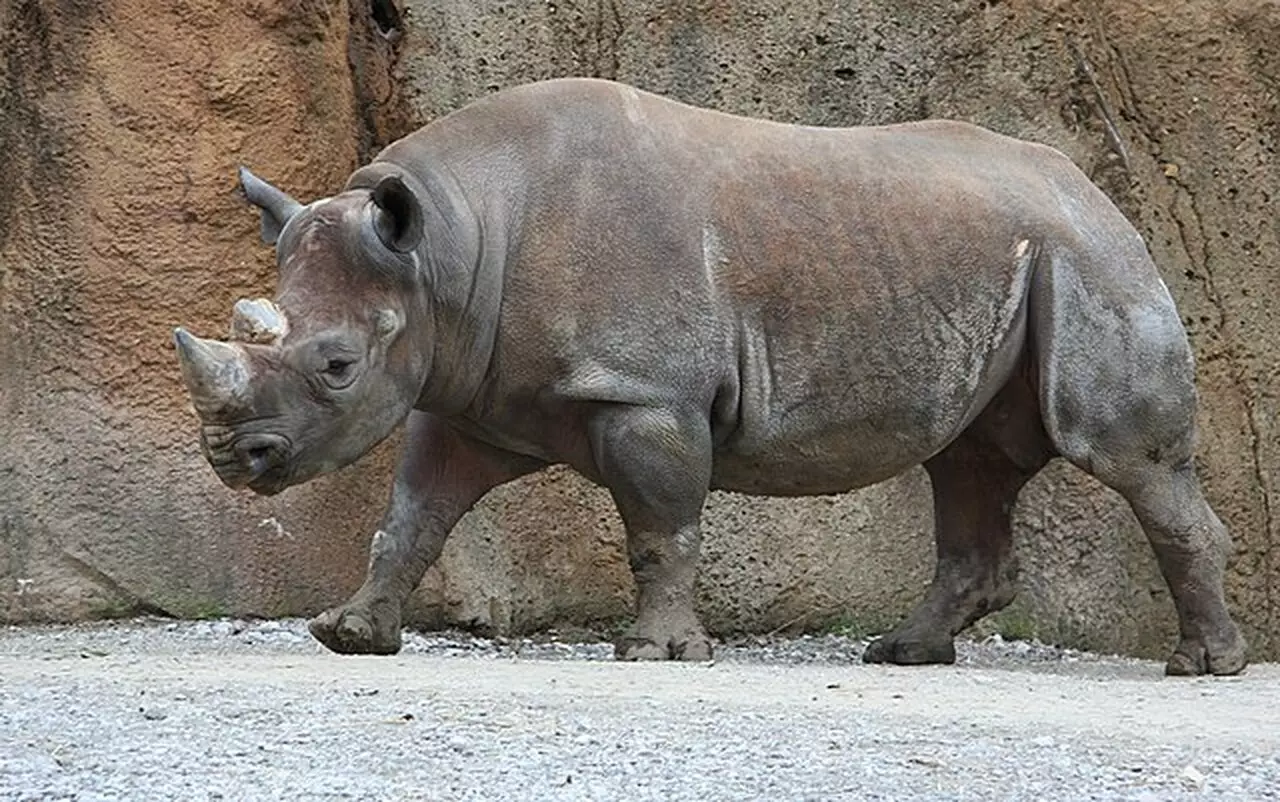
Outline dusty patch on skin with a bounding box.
[674,528,699,557]
[998,240,1036,341]
[620,84,647,127]
[702,224,727,286]
[368,529,392,572]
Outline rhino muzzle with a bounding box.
[173,328,253,418]
[203,428,292,492]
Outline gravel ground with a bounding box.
[2,618,1277,801]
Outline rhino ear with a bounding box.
[371,175,423,254]
[239,166,302,245]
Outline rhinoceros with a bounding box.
[173,78,1246,675]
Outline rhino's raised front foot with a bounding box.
[1164,632,1247,677]
[615,630,713,662]
[308,602,402,656]
[862,633,956,665]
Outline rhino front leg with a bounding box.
[309,411,543,655]
[591,406,714,661]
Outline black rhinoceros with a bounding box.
[174,78,1245,675]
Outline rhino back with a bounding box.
[384,80,1107,494]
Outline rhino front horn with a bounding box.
[173,328,252,417]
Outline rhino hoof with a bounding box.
[615,634,714,662]
[308,605,401,655]
[615,637,667,661]
[671,636,713,662]
[1164,635,1247,677]
[862,634,956,665]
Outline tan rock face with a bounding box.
[0,0,407,622]
[2,0,1275,660]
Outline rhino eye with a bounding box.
[319,357,358,389]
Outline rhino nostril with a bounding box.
[246,447,274,477]
[231,435,289,480]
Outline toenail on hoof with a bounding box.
[616,637,667,661]
[1165,650,1206,676]
[337,615,372,645]
[307,614,329,637]
[862,639,891,664]
[862,636,955,665]
[1209,650,1248,676]
[672,638,713,662]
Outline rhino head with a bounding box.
[173,167,433,495]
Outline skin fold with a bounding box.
[174,78,1246,676]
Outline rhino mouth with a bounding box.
[246,470,291,497]
[201,428,294,493]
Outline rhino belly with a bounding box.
[708,402,963,497]
[707,308,1027,496]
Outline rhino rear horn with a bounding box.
[371,174,424,254]
[230,298,289,344]
[239,166,302,245]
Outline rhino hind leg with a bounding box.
[1048,425,1248,676]
[864,374,1049,665]
[1034,248,1247,676]
[1121,468,1247,675]
[591,406,714,661]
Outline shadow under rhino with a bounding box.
[173,78,1246,676]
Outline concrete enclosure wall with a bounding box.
[2,0,1277,660]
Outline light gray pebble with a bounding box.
[447,735,474,754]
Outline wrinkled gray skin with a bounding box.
[174,78,1246,676]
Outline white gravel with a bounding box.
[2,618,1277,801]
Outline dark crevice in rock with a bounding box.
[370,0,403,36]
[595,0,623,80]
[60,549,177,620]
[347,0,418,163]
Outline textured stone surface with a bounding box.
[2,0,1276,660]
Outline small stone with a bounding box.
[1181,764,1206,789]
[141,706,168,721]
[448,735,473,754]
